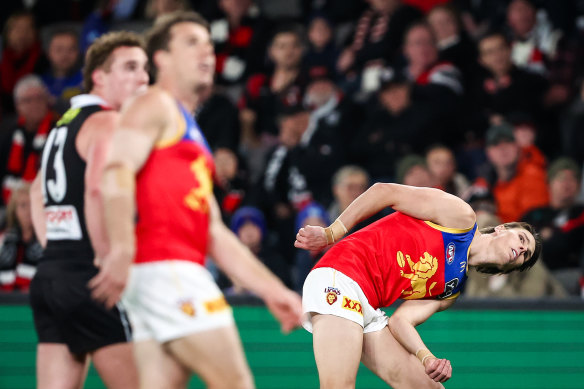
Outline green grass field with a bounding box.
[1,304,583,388]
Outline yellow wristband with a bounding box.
[324,227,334,245]
[336,218,348,234]
[415,349,435,366]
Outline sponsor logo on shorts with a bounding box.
[342,296,363,316]
[324,287,340,305]
[447,242,455,264]
[179,300,196,317]
[204,296,229,314]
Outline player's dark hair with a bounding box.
[83,31,145,92]
[145,10,209,78]
[475,222,541,274]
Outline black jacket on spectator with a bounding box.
[288,108,346,207]
[472,66,548,130]
[197,92,241,153]
[350,99,436,181]
[522,205,584,272]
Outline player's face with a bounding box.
[490,226,536,271]
[167,22,215,90]
[103,46,149,109]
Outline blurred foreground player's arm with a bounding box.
[296,183,476,251]
[89,90,164,308]
[207,194,302,333]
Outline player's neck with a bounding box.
[467,231,493,267]
[157,78,200,113]
[88,88,117,110]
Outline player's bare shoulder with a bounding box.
[76,110,118,160]
[118,86,175,136]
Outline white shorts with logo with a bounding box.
[122,260,234,343]
[302,267,388,333]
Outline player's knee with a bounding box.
[319,375,355,389]
[204,368,254,389]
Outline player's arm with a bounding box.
[78,111,117,261]
[207,195,302,333]
[388,298,455,383]
[295,183,476,251]
[30,174,46,248]
[89,91,166,308]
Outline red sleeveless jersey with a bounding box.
[135,103,215,265]
[313,212,477,309]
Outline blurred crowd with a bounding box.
[1,0,583,299]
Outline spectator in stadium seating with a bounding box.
[561,80,584,167]
[144,0,191,20]
[335,0,421,93]
[210,0,270,97]
[505,0,575,108]
[293,201,329,292]
[455,0,509,40]
[248,107,312,269]
[328,165,370,222]
[425,144,470,197]
[399,22,465,145]
[473,31,548,127]
[401,22,463,96]
[196,85,248,217]
[396,154,433,187]
[0,11,44,115]
[505,0,559,75]
[222,206,292,292]
[0,75,56,212]
[506,111,546,168]
[473,122,549,223]
[327,165,389,235]
[350,75,435,181]
[427,3,479,89]
[521,157,584,295]
[288,80,347,206]
[304,12,339,81]
[302,75,362,154]
[0,182,42,292]
[239,24,308,148]
[41,28,83,112]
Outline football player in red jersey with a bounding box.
[89,11,302,389]
[296,182,540,389]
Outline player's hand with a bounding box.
[88,248,132,309]
[294,225,328,251]
[263,287,303,334]
[424,357,452,383]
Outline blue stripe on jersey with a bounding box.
[437,223,478,299]
[177,102,211,153]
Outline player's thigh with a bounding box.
[133,339,190,389]
[312,313,364,389]
[36,343,88,389]
[361,326,443,389]
[91,342,139,389]
[165,323,254,389]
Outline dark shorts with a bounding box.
[29,261,132,355]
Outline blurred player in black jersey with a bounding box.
[29,31,148,389]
